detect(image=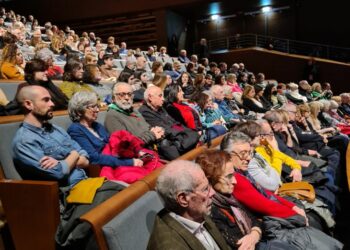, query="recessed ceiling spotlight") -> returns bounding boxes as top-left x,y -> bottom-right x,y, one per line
261,6 -> 272,13
211,14 -> 220,21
